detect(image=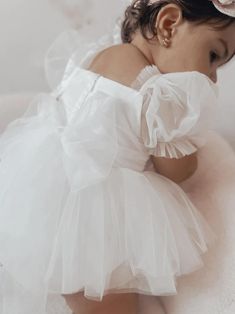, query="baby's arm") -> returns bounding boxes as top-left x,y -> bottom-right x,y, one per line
150,152 -> 198,183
